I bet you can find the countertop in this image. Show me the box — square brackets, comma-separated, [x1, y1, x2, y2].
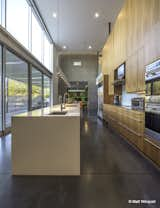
[145, 109, 160, 115]
[13, 103, 80, 117]
[103, 104, 145, 114]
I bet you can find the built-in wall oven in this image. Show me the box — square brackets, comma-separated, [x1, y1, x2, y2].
[146, 78, 160, 96]
[145, 59, 160, 140]
[145, 96, 160, 135]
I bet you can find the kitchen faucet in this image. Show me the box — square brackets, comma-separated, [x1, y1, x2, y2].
[63, 94, 66, 109]
[59, 95, 63, 112]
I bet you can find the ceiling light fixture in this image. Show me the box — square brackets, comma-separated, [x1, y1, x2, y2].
[52, 12, 57, 18]
[94, 12, 100, 18]
[63, 45, 67, 49]
[88, 45, 92, 50]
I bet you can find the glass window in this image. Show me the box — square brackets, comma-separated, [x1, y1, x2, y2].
[31, 12, 42, 62]
[5, 50, 28, 128]
[0, 45, 2, 131]
[153, 80, 160, 95]
[0, 0, 2, 25]
[43, 75, 51, 107]
[44, 34, 51, 70]
[31, 67, 42, 110]
[6, 0, 29, 49]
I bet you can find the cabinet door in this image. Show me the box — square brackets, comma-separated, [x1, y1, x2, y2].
[126, 53, 138, 92]
[137, 47, 145, 91]
[108, 71, 114, 95]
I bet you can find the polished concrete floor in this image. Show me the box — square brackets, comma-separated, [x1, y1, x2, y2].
[0, 113, 160, 207]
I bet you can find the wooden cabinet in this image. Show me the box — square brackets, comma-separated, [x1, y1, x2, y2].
[126, 0, 138, 56]
[143, 138, 160, 167]
[126, 52, 138, 92]
[103, 104, 160, 167]
[113, 5, 127, 67]
[102, 32, 114, 95]
[137, 47, 145, 91]
[102, 0, 160, 94]
[126, 47, 145, 92]
[103, 104, 145, 151]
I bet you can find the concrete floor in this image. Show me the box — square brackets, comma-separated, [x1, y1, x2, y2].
[0, 113, 160, 208]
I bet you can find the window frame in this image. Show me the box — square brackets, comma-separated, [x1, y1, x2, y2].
[31, 65, 43, 110]
[4, 0, 53, 72]
[4, 48, 29, 129]
[6, 0, 30, 50]
[43, 74, 51, 107]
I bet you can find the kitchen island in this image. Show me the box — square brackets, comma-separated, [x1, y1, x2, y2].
[12, 104, 80, 176]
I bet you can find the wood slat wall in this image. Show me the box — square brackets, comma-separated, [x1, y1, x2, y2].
[103, 104, 145, 151]
[102, 0, 160, 94]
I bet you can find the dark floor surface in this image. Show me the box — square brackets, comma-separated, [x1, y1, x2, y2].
[0, 112, 160, 208]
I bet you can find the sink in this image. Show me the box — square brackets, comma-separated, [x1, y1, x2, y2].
[49, 111, 67, 115]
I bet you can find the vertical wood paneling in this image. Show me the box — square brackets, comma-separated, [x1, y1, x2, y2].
[137, 47, 145, 91]
[126, 52, 138, 92]
[102, 0, 160, 94]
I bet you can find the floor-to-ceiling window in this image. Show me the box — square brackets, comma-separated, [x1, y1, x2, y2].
[44, 34, 51, 70]
[31, 12, 43, 62]
[43, 75, 51, 107]
[31, 67, 42, 110]
[0, 0, 2, 25]
[6, 0, 29, 49]
[5, 50, 28, 128]
[0, 45, 2, 132]
[5, 0, 53, 72]
[0, 0, 53, 135]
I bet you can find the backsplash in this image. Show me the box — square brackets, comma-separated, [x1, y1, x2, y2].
[121, 85, 144, 106]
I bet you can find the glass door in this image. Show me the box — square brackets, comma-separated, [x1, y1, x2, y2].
[43, 75, 51, 107]
[31, 67, 42, 110]
[5, 50, 28, 130]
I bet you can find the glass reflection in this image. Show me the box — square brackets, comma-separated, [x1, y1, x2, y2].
[5, 50, 28, 128]
[43, 75, 51, 107]
[31, 67, 42, 110]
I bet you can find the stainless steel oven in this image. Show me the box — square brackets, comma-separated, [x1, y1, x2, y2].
[146, 78, 160, 96]
[145, 58, 160, 96]
[145, 112, 160, 134]
[145, 59, 160, 139]
[145, 96, 160, 139]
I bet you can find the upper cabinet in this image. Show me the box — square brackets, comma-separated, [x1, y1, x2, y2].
[126, 47, 145, 93]
[126, 0, 140, 56]
[102, 0, 160, 94]
[137, 47, 145, 92]
[102, 32, 114, 95]
[114, 4, 127, 66]
[126, 52, 138, 92]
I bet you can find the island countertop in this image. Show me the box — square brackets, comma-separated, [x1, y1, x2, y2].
[12, 103, 81, 176]
[13, 103, 80, 117]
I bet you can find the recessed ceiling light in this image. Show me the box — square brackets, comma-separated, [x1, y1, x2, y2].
[94, 12, 100, 18]
[52, 12, 57, 18]
[63, 45, 67, 49]
[73, 61, 82, 66]
[88, 45, 92, 50]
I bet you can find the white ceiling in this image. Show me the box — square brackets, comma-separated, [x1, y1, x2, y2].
[35, 0, 124, 53]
